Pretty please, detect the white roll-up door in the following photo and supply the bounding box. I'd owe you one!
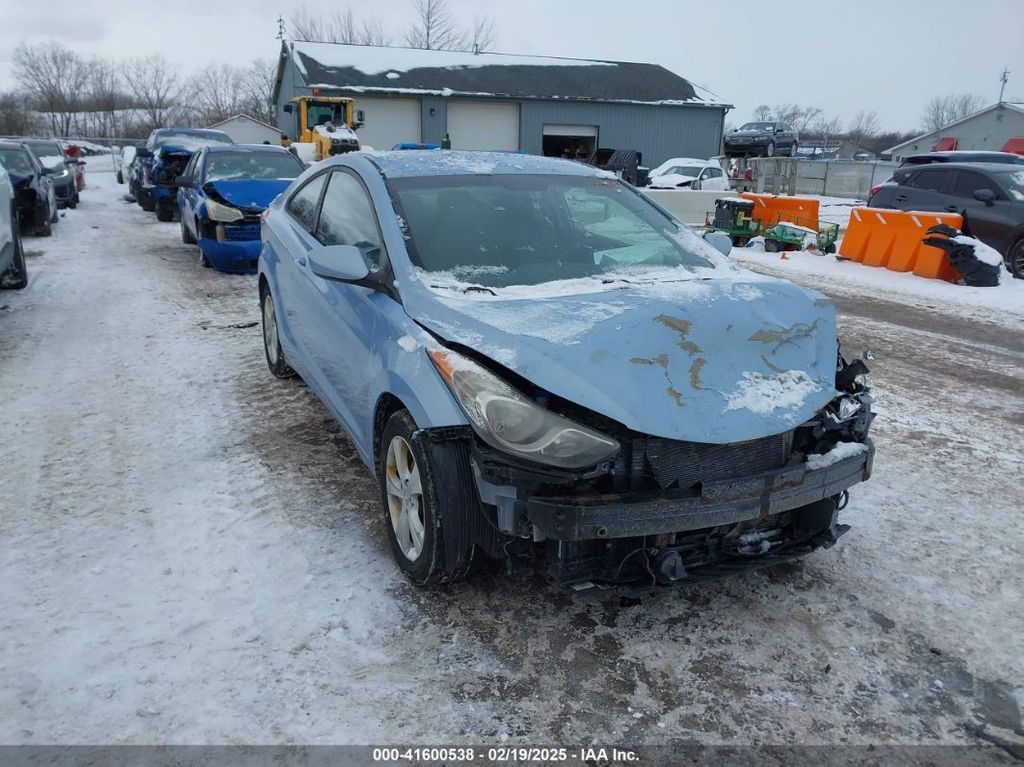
[352,97,421,150]
[446,101,520,151]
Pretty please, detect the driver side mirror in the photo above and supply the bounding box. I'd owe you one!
[354,109,365,129]
[703,231,733,256]
[309,244,370,282]
[39,166,53,175]
[973,188,995,205]
[135,148,153,159]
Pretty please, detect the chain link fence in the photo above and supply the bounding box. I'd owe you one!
[736,158,897,200]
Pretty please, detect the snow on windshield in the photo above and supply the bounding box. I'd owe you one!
[392,174,733,293]
[204,152,303,182]
[155,133,233,151]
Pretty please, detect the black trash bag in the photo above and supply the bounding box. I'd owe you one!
[922,223,1001,287]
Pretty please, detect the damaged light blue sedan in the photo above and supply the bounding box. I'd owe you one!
[258,151,875,588]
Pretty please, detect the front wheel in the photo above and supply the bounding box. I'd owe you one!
[1009,238,1024,279]
[261,287,295,379]
[378,409,475,585]
[765,141,776,157]
[180,216,195,244]
[116,170,124,184]
[156,200,173,222]
[1,220,27,289]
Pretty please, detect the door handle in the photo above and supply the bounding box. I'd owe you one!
[296,256,307,267]
[894,195,908,202]
[944,205,958,213]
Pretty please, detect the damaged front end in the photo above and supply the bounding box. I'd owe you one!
[425,344,875,590]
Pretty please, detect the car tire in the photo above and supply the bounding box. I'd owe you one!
[141,192,155,212]
[788,142,798,157]
[35,205,51,237]
[764,238,780,253]
[49,203,58,224]
[1009,238,1024,280]
[378,409,476,585]
[156,200,173,222]
[180,216,196,244]
[67,190,77,210]
[765,141,775,158]
[116,170,124,184]
[260,286,296,379]
[1,217,28,290]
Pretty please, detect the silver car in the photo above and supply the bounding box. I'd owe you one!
[0,164,28,289]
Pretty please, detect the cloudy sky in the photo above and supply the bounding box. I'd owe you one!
[1,0,1021,131]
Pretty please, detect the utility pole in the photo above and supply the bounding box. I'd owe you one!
[999,67,1009,103]
[276,15,286,41]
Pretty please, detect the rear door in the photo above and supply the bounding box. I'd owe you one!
[894,167,953,212]
[949,169,1014,250]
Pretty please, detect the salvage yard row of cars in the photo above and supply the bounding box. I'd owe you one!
[10,125,880,590]
[0,138,88,289]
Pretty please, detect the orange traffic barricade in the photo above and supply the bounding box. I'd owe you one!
[739,192,820,233]
[839,208,962,282]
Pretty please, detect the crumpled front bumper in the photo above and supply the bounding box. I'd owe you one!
[198,237,261,274]
[527,441,874,542]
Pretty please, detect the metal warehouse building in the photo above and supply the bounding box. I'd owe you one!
[272,41,730,165]
[885,102,1024,162]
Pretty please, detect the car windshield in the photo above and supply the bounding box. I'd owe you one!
[998,169,1024,201]
[203,152,304,182]
[657,165,703,178]
[390,174,717,288]
[739,122,773,131]
[25,141,64,160]
[0,149,34,175]
[154,131,233,150]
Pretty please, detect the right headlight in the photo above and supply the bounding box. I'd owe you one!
[205,198,243,223]
[428,348,620,470]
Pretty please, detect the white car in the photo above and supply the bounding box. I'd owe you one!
[0,165,27,289]
[117,145,137,185]
[647,157,729,191]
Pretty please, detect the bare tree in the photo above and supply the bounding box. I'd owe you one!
[847,109,880,148]
[810,114,844,156]
[290,5,389,45]
[752,104,772,121]
[12,43,91,136]
[186,63,247,125]
[470,15,497,52]
[921,93,984,133]
[240,59,277,125]
[405,0,467,51]
[123,54,181,133]
[0,91,40,136]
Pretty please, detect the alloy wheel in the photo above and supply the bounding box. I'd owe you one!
[384,435,425,562]
[263,294,279,365]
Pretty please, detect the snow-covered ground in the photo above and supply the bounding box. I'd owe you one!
[0,165,1022,753]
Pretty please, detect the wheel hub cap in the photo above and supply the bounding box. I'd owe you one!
[385,436,425,561]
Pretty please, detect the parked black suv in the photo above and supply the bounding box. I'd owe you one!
[724,121,798,158]
[868,162,1024,277]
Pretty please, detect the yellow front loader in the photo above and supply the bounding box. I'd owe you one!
[282,92,365,162]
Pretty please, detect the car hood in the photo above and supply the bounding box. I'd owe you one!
[204,179,292,210]
[648,173,697,188]
[404,276,838,443]
[730,129,768,137]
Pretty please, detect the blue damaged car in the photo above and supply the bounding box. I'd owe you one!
[258,151,875,589]
[135,128,234,221]
[176,145,304,274]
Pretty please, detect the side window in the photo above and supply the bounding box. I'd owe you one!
[316,171,383,268]
[906,169,949,192]
[286,173,328,234]
[951,171,1001,200]
[707,167,723,179]
[184,152,200,180]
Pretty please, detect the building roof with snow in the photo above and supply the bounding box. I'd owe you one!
[884,102,1024,160]
[273,41,727,108]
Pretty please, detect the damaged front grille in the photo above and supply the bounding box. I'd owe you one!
[609,431,793,492]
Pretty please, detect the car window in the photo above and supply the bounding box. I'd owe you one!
[316,171,383,268]
[390,174,714,288]
[0,149,35,175]
[286,173,328,234]
[707,168,723,178]
[951,171,1001,200]
[906,169,950,192]
[183,152,201,179]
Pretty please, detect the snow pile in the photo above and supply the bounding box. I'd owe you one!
[805,441,870,470]
[724,369,821,414]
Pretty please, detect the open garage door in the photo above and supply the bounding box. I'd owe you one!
[352,97,421,150]
[446,101,520,151]
[543,124,598,159]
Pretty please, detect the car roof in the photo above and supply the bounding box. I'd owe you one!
[154,128,230,137]
[364,150,612,179]
[660,157,712,164]
[0,141,30,151]
[900,161,1016,172]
